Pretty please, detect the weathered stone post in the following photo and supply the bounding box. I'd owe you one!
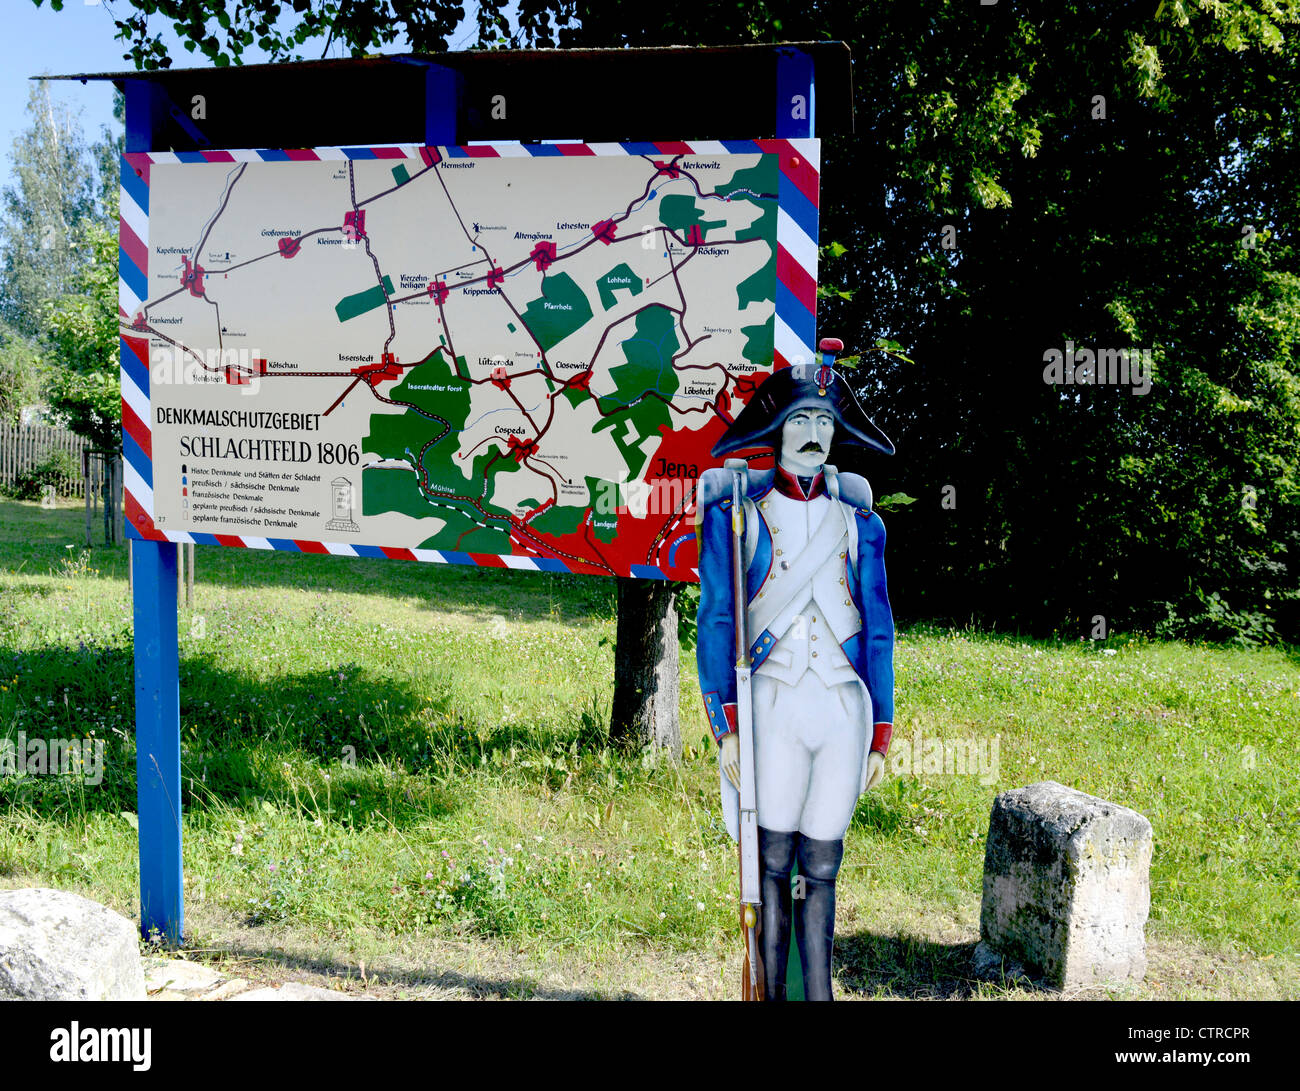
[0,888,147,1000]
[975,780,1153,989]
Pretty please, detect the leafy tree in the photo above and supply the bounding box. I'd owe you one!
[91,89,126,223]
[32,0,1300,642]
[0,320,46,427]
[546,0,1300,643]
[42,190,122,451]
[0,80,103,336]
[31,0,550,68]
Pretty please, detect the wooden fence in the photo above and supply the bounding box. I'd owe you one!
[0,422,92,498]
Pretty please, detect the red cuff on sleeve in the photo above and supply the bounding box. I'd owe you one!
[871,722,893,756]
[721,703,738,736]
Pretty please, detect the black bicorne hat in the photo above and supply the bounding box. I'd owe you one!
[711,363,894,457]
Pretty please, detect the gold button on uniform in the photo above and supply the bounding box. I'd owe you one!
[844,598,851,606]
[839,551,846,559]
[812,652,818,658]
[775,549,783,556]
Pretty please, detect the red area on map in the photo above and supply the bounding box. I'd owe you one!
[486,266,505,289]
[567,369,593,392]
[652,160,681,179]
[686,225,704,246]
[506,435,538,461]
[180,255,205,296]
[419,147,442,167]
[427,280,449,303]
[591,219,617,245]
[343,209,366,241]
[224,366,249,386]
[522,498,554,523]
[277,236,301,258]
[531,240,557,271]
[351,353,402,385]
[490,366,511,391]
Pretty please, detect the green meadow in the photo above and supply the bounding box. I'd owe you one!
[0,497,1295,999]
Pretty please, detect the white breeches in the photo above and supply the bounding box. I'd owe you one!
[717,669,867,843]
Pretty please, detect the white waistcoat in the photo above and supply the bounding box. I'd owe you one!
[748,489,863,688]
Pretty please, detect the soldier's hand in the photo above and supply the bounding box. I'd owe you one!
[863,750,886,792]
[720,733,741,790]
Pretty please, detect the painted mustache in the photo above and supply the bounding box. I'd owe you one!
[798,442,825,454]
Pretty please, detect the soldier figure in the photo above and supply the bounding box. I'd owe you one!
[695,355,895,1001]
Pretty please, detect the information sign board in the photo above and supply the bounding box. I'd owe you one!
[120,139,820,577]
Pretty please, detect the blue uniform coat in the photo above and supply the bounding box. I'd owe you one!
[695,465,895,744]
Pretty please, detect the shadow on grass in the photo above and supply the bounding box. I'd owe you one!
[190,938,641,1000]
[0,639,608,827]
[202,932,1029,1001]
[834,930,1045,999]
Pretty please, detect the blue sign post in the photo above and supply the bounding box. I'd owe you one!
[124,77,184,943]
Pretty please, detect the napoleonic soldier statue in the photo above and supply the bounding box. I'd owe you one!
[695,346,895,1001]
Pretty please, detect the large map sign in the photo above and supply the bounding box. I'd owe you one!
[118,140,820,578]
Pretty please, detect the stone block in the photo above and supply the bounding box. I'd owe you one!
[0,888,146,1000]
[978,780,1152,989]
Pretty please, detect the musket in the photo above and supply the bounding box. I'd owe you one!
[726,457,765,1002]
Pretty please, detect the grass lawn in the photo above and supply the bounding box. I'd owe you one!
[1,496,1296,999]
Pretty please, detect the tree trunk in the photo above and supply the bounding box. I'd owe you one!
[609,577,680,757]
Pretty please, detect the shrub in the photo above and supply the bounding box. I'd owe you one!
[11,448,78,501]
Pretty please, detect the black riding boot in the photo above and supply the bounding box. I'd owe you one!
[757,827,797,1001]
[793,835,845,1001]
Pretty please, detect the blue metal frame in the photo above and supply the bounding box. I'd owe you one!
[132,540,182,941]
[424,63,463,145]
[775,46,815,139]
[125,77,185,943]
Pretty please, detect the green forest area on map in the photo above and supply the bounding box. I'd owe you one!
[355,151,782,560]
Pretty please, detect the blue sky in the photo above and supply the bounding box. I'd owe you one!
[1,0,482,193]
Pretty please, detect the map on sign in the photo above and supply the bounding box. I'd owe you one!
[123,142,818,577]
